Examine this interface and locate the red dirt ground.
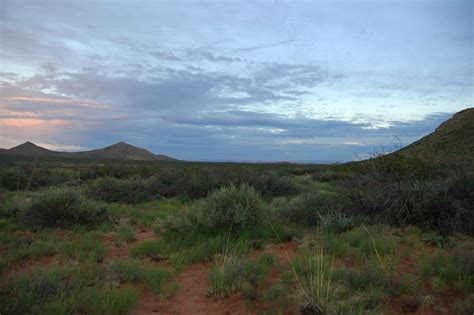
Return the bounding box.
[385,244,463,315]
[103,228,157,263]
[3,228,467,315]
[131,242,299,315]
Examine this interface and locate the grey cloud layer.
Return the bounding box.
[1,0,471,161]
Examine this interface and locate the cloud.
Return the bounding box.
[186,50,241,63]
[149,51,181,61]
[230,39,298,53]
[1,0,470,161]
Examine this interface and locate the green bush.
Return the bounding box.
[280,191,348,227]
[86,177,152,204]
[208,254,274,299]
[417,176,474,235]
[162,184,263,232]
[0,265,139,315]
[0,168,28,190]
[320,212,355,233]
[19,188,108,228]
[339,155,473,235]
[201,184,263,230]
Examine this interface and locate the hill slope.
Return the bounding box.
[75,142,170,161]
[397,108,474,165]
[0,141,176,161]
[7,141,62,157]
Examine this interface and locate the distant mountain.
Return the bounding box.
[396,108,474,165]
[0,141,176,161]
[8,141,59,157]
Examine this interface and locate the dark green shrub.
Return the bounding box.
[19,188,107,228]
[319,212,355,233]
[86,177,152,204]
[0,267,76,314]
[339,154,473,235]
[202,184,263,230]
[0,168,28,190]
[0,266,139,315]
[281,191,349,227]
[411,177,474,235]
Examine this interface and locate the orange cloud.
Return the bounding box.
[1,96,110,109]
[0,118,67,127]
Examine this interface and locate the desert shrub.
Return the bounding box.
[159,202,207,233]
[0,267,74,314]
[19,188,107,228]
[339,154,473,235]
[420,232,452,248]
[162,184,263,232]
[208,254,274,299]
[0,168,28,190]
[0,265,139,315]
[319,212,355,233]
[201,184,263,230]
[144,167,299,200]
[280,191,349,227]
[313,169,348,182]
[244,171,299,197]
[86,177,152,204]
[419,175,474,235]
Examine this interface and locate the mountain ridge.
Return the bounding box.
[396,107,474,165]
[0,141,176,161]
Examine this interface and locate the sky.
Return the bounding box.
[0,0,472,162]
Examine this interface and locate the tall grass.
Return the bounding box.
[79,287,140,315]
[0,265,139,315]
[208,254,275,299]
[109,259,172,294]
[291,238,335,313]
[419,249,474,294]
[116,225,135,243]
